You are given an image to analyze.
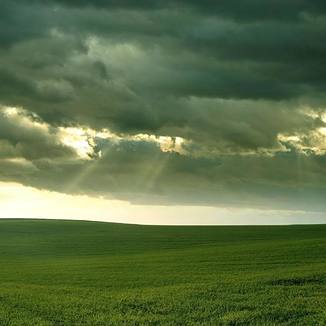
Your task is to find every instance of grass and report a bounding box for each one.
[0,219,326,325]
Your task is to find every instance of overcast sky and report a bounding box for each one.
[1,0,326,224]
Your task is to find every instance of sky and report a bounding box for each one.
[1,0,326,224]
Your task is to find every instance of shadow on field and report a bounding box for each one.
[267,274,326,286]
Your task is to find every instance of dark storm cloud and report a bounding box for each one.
[0,108,76,160]
[1,0,326,211]
[0,2,50,48]
[19,0,326,21]
[1,137,326,211]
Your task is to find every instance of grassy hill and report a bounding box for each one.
[0,219,326,325]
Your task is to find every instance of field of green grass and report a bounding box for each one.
[0,219,326,325]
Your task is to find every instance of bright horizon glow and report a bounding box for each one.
[0,181,325,225]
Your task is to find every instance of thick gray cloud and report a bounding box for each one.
[1,0,326,212]
[0,108,76,160]
[1,134,326,212]
[15,0,326,21]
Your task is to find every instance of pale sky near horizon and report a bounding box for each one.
[1,182,325,225]
[1,1,326,224]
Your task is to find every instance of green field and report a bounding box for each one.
[1,219,326,325]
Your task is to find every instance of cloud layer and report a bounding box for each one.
[1,0,326,212]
